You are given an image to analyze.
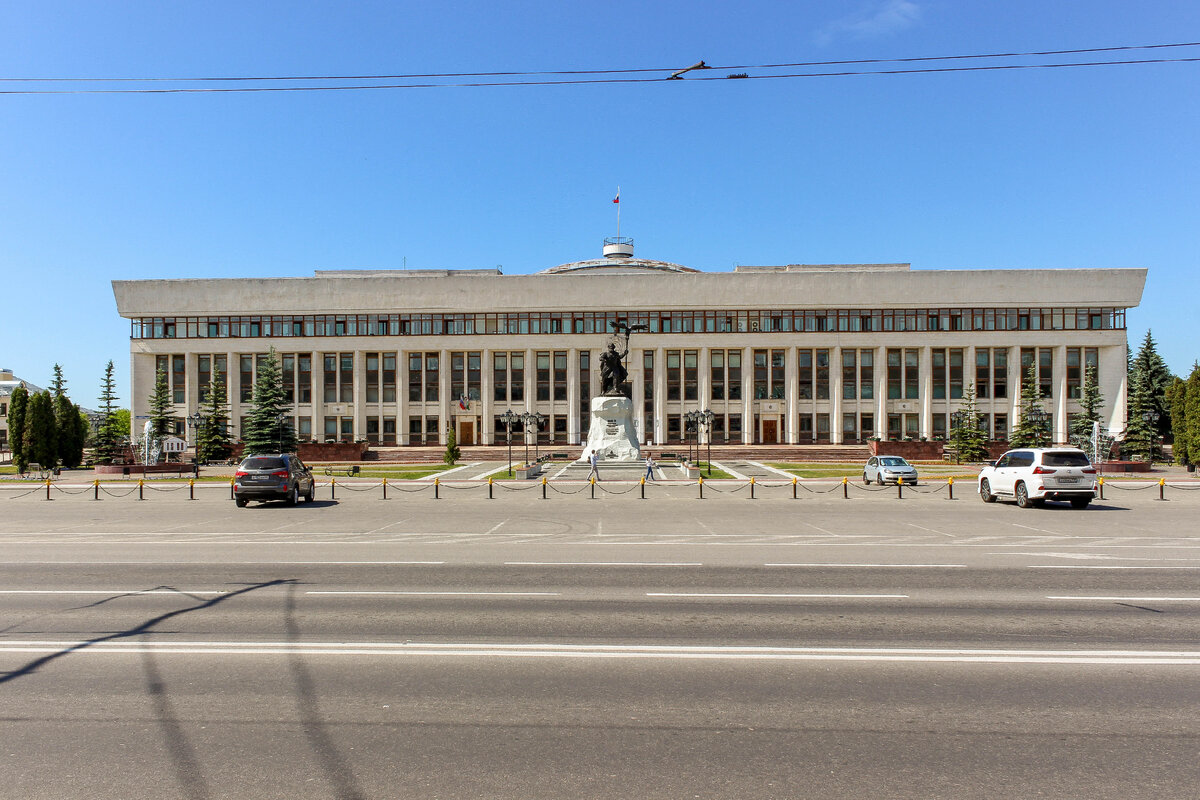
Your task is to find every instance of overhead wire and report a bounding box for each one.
[0,41,1196,94]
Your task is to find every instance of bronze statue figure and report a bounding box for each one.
[599,320,647,397]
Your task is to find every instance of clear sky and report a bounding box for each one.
[2,0,1197,407]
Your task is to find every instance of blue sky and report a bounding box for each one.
[2,0,1197,405]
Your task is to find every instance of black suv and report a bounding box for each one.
[233,454,316,507]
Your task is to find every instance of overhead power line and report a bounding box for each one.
[0,42,1196,95]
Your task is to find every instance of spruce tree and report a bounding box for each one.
[196,374,234,463]
[949,383,988,462]
[147,367,173,440]
[1010,365,1050,448]
[93,360,124,465]
[50,363,66,397]
[242,349,297,454]
[1186,365,1200,469]
[8,383,29,472]
[1129,330,1172,439]
[22,390,58,469]
[444,422,460,465]
[1123,370,1156,461]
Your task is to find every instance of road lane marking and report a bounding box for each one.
[1048,596,1200,602]
[2,640,1197,664]
[304,587,556,594]
[0,587,226,594]
[764,563,966,568]
[645,592,908,599]
[504,561,703,567]
[1029,565,1200,570]
[802,521,835,536]
[906,523,954,537]
[484,520,508,535]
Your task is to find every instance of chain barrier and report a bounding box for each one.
[4,485,46,500]
[596,482,640,496]
[50,483,94,496]
[1101,481,1157,491]
[145,482,189,493]
[495,481,542,492]
[440,481,484,492]
[547,482,590,495]
[330,480,384,493]
[99,484,141,498]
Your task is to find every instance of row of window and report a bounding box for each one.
[132,306,1128,340]
[168,346,1101,412]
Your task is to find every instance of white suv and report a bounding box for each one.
[978,448,1098,509]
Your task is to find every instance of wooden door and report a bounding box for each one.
[457,420,475,446]
[762,419,778,444]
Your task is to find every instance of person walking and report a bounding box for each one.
[643,453,656,481]
[587,450,601,482]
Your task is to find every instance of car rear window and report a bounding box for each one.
[242,457,287,470]
[1042,451,1091,467]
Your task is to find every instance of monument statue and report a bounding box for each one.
[578,320,647,463]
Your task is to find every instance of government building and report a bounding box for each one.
[111,237,1145,450]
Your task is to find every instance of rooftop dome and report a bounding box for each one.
[539,237,699,275]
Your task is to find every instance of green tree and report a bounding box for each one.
[1129,330,1173,439]
[1010,365,1051,448]
[242,348,297,454]
[949,383,988,462]
[1069,363,1107,453]
[444,422,460,465]
[22,390,58,469]
[1185,365,1200,470]
[1166,374,1189,466]
[1123,370,1157,461]
[50,363,67,397]
[147,367,173,440]
[93,360,124,465]
[53,393,85,469]
[196,373,234,463]
[8,383,29,472]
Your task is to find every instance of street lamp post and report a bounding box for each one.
[1027,407,1050,447]
[1143,409,1161,462]
[683,411,697,463]
[501,409,519,477]
[186,411,205,463]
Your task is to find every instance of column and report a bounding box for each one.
[785,346,798,444]
[396,350,408,445]
[1054,344,1068,444]
[830,346,843,444]
[920,345,933,440]
[438,348,451,446]
[742,346,754,444]
[480,348,493,445]
[353,350,367,443]
[1008,345,1022,428]
[654,346,667,445]
[566,347,579,445]
[875,346,888,440]
[228,350,241,442]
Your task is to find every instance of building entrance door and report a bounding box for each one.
[762,419,778,444]
[457,419,475,446]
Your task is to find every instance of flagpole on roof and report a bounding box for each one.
[615,186,620,240]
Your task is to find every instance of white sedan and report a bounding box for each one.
[863,456,919,485]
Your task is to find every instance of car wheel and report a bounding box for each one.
[877,475,885,486]
[863,472,870,484]
[287,485,298,506]
[1015,482,1032,509]
[235,498,248,508]
[1070,497,1091,509]
[305,482,315,503]
[979,479,996,503]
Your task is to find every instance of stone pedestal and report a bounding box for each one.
[577,395,640,463]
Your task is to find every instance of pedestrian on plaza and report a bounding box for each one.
[587,450,601,482]
[643,454,656,481]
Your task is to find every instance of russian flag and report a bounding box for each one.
[613,189,620,204]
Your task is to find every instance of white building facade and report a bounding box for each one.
[111,241,1145,449]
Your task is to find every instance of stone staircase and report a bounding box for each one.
[363,444,871,464]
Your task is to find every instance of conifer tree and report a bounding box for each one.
[949,383,988,462]
[196,374,234,463]
[93,360,124,465]
[1069,363,1106,451]
[8,383,29,472]
[50,363,67,397]
[242,349,297,454]
[147,367,173,440]
[22,390,58,469]
[53,393,85,469]
[1185,365,1200,469]
[1167,375,1189,466]
[1010,365,1051,448]
[1129,330,1172,439]
[1123,370,1156,461]
[444,421,460,465]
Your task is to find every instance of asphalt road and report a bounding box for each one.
[2,488,1199,798]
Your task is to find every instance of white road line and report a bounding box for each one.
[645,592,908,599]
[764,563,967,568]
[0,561,448,565]
[1048,596,1200,602]
[1030,565,1200,570]
[504,561,703,567]
[0,589,228,596]
[4,640,1197,664]
[484,520,508,535]
[1012,523,1061,534]
[802,521,835,536]
[306,591,562,597]
[363,518,412,535]
[906,523,954,538]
